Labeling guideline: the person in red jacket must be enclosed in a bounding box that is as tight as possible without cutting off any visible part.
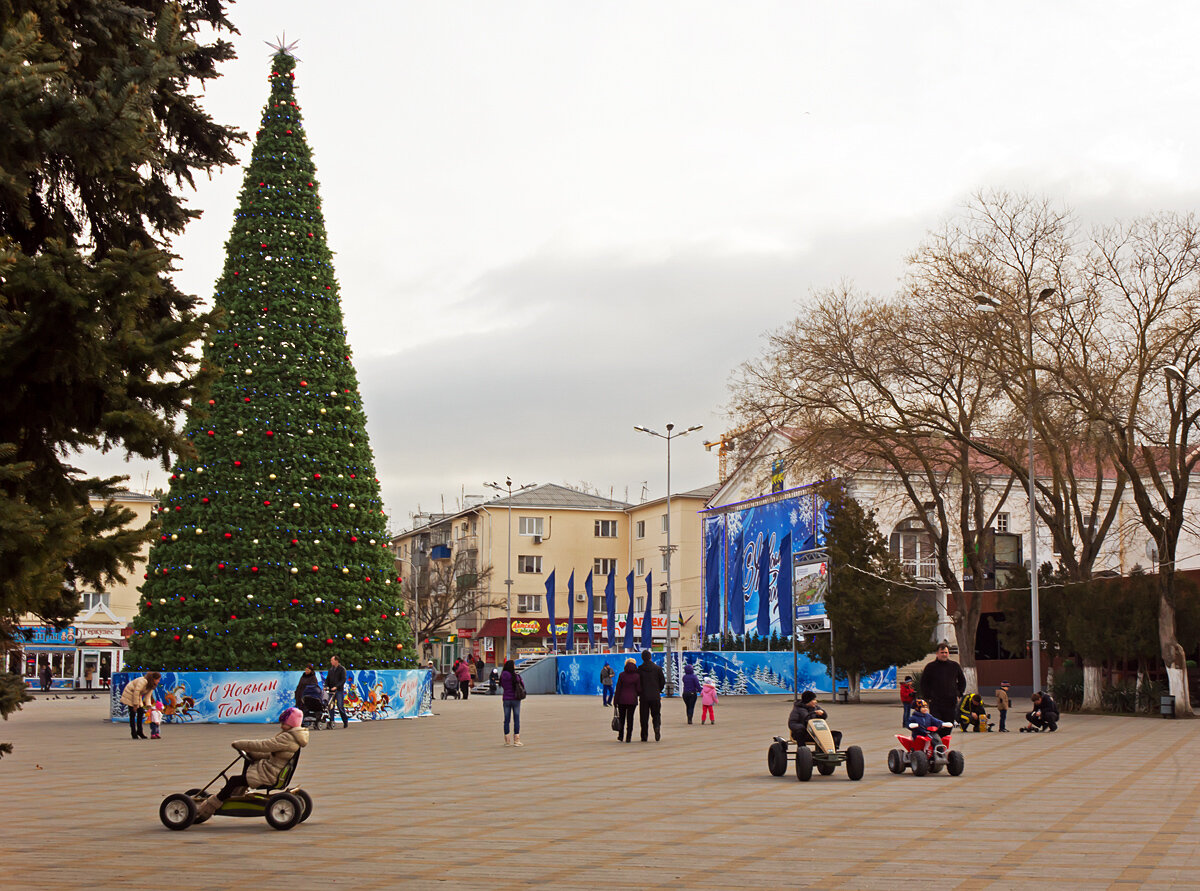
[454,659,472,700]
[899,675,916,727]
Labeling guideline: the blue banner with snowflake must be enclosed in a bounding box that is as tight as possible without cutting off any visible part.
[110,669,433,724]
[702,484,828,636]
[554,652,894,696]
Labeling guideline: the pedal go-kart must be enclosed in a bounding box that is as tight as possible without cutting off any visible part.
[888,721,964,776]
[767,717,865,781]
[158,749,312,831]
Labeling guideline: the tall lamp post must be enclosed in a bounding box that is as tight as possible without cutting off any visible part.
[634,422,702,696]
[485,477,535,663]
[972,286,1057,692]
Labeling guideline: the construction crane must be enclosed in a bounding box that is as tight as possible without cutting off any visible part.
[703,423,758,482]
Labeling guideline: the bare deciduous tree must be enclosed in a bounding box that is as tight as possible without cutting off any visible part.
[401,549,498,656]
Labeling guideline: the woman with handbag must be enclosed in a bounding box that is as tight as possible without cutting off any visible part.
[613,658,641,743]
[499,659,526,746]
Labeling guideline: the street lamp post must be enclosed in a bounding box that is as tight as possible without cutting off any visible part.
[485,478,535,663]
[972,286,1057,692]
[634,422,702,697]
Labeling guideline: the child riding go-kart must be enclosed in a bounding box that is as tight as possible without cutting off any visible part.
[158,707,312,831]
[888,699,964,776]
[767,691,865,782]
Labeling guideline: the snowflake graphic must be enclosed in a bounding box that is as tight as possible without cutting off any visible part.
[789,507,799,528]
[568,662,581,684]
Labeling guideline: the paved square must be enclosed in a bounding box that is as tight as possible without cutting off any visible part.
[2,693,1198,888]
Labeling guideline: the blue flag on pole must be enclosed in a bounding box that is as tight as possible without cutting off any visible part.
[624,571,635,651]
[730,533,745,636]
[642,571,654,650]
[757,539,772,638]
[585,570,595,648]
[778,533,793,638]
[566,570,575,653]
[605,570,616,649]
[545,569,556,653]
[705,525,721,636]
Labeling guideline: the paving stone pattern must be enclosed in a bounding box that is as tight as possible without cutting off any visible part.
[2,694,1198,889]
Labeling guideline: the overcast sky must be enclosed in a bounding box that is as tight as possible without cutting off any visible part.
[85,1,1200,529]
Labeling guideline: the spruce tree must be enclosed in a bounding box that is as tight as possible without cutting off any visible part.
[127,48,414,672]
[0,1,242,650]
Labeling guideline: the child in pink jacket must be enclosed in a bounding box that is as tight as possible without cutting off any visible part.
[700,677,718,724]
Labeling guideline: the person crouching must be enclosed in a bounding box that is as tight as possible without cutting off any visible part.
[194,707,309,820]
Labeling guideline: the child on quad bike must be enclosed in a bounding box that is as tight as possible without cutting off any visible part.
[789,690,843,750]
[909,699,950,740]
[194,707,309,820]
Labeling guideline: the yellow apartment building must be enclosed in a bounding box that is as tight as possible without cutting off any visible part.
[390,482,716,667]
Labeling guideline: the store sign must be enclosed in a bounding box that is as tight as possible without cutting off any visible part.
[79,638,119,647]
[75,624,125,641]
[457,627,476,639]
[17,625,75,645]
[510,620,542,636]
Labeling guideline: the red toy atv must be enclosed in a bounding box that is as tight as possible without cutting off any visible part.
[887,720,964,776]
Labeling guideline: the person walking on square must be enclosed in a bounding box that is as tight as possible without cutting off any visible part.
[899,675,916,727]
[455,658,472,700]
[614,658,641,742]
[681,663,701,724]
[920,642,966,726]
[84,664,94,690]
[325,655,349,728]
[499,659,525,746]
[638,650,665,742]
[600,661,615,707]
[38,662,52,692]
[148,700,164,739]
[475,657,485,681]
[996,681,1011,732]
[120,671,161,740]
[700,676,719,724]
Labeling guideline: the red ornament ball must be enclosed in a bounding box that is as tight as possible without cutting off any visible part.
[265,430,274,437]
[174,635,181,641]
[313,473,321,480]
[179,597,186,603]
[230,614,237,620]
[202,497,209,503]
[251,566,259,573]
[362,636,370,642]
[326,638,333,645]
[224,532,233,539]
[208,399,215,405]
[312,565,319,572]
[271,642,278,648]
[207,430,214,436]
[218,563,226,570]
[244,397,251,403]
[350,535,358,542]
[331,504,339,510]
[334,608,340,614]
[233,461,242,467]
[291,539,299,545]
[299,380,307,387]
[291,599,299,605]
[263,500,271,506]
[396,643,404,650]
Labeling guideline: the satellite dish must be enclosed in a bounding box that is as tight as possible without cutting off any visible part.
[1146,541,1159,562]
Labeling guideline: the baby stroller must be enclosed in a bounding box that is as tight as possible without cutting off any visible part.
[300,692,329,730]
[441,674,461,700]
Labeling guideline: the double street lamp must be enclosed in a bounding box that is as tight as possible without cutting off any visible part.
[484,477,535,662]
[634,422,702,696]
[971,286,1058,692]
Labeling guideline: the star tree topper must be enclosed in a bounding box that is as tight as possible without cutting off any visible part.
[266,34,301,59]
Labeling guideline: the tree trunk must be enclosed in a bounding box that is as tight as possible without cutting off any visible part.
[953,596,981,694]
[1082,659,1103,710]
[849,671,861,702]
[1136,659,1148,713]
[1159,574,1194,716]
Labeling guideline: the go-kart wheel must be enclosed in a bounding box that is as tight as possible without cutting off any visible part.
[767,742,787,777]
[845,745,865,781]
[265,792,304,830]
[795,745,814,782]
[887,748,906,774]
[816,762,836,776]
[947,750,965,776]
[159,793,197,831]
[911,750,930,776]
[295,789,314,822]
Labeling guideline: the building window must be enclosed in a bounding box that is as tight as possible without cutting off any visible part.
[83,592,110,611]
[636,520,645,539]
[518,555,542,574]
[594,557,618,576]
[636,597,644,612]
[661,513,669,533]
[517,594,541,612]
[518,517,544,537]
[889,518,939,583]
[659,590,668,612]
[995,512,1009,533]
[635,557,645,576]
[595,519,618,538]
[661,553,670,572]
[592,595,607,615]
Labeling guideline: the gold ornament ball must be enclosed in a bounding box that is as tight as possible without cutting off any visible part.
[295,642,304,649]
[345,633,353,640]
[341,567,349,575]
[187,634,194,640]
[150,631,157,637]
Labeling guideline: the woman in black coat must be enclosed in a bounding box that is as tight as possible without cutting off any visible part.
[613,658,642,743]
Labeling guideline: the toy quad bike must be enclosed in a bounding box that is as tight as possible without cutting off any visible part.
[158,749,312,831]
[767,717,865,782]
[888,721,964,776]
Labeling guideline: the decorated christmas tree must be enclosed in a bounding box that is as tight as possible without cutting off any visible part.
[127,45,414,673]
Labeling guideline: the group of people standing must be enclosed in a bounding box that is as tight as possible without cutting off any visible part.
[604,652,720,741]
[914,643,1061,734]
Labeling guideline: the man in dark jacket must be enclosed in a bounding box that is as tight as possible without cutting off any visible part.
[920,643,966,725]
[788,690,843,750]
[325,655,349,728]
[1022,691,1060,732]
[637,650,666,742]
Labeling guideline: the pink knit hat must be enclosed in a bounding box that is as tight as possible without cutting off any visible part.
[280,707,303,728]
